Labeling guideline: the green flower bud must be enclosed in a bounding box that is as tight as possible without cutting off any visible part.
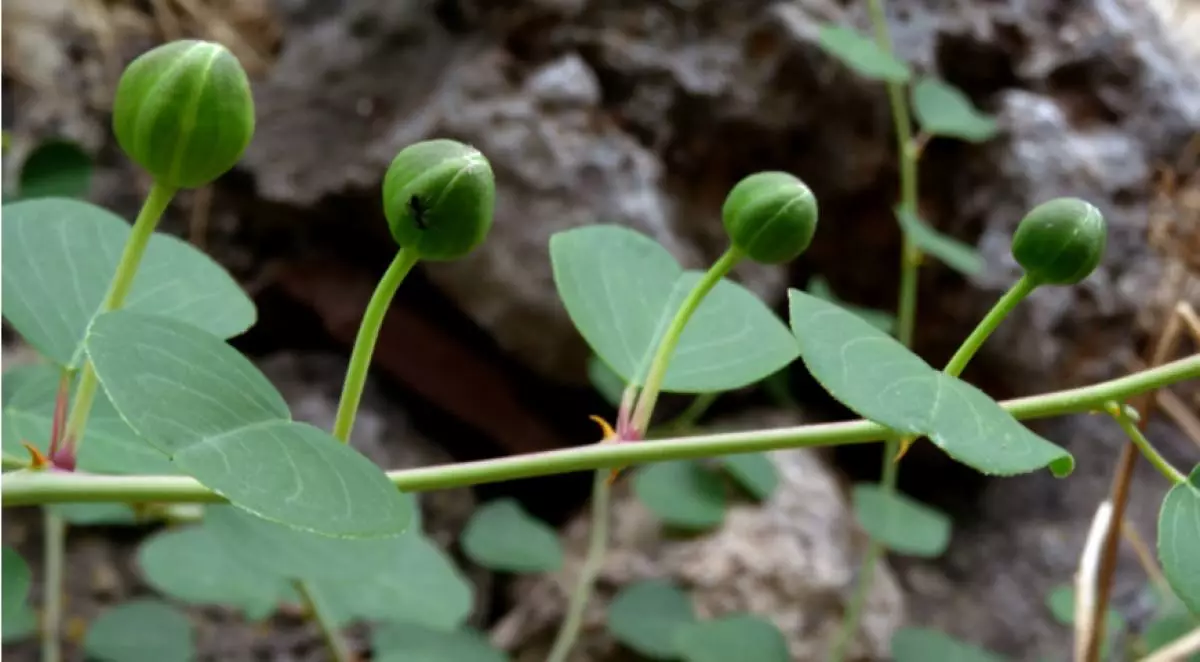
[382,139,496,261]
[112,40,255,189]
[1011,197,1106,285]
[721,171,819,264]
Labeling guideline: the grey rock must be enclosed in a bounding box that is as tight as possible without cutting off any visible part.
[490,410,905,662]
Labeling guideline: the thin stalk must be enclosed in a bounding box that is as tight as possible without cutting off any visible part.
[943,274,1038,378]
[294,580,354,662]
[545,470,611,662]
[833,0,919,657]
[41,510,66,662]
[60,182,177,463]
[659,392,720,436]
[331,247,420,443]
[629,246,744,433]
[1107,404,1186,484]
[3,354,1193,505]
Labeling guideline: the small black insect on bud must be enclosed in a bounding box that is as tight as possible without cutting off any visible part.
[409,195,428,230]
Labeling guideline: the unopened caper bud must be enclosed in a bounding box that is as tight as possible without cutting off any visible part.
[112,40,255,189]
[1011,197,1106,285]
[382,139,496,261]
[722,171,819,264]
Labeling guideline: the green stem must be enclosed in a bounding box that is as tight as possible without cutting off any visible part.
[3,354,1194,506]
[545,470,611,662]
[1107,404,1187,485]
[943,275,1038,378]
[60,182,177,461]
[332,247,421,443]
[41,510,65,662]
[629,246,744,433]
[294,580,354,662]
[830,436,900,662]
[658,392,720,436]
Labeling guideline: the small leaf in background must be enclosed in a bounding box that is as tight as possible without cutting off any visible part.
[634,460,727,530]
[373,623,509,662]
[4,363,177,475]
[19,139,93,199]
[816,25,912,83]
[50,503,139,526]
[84,599,195,662]
[461,499,564,573]
[138,525,290,620]
[1142,612,1200,661]
[1,198,256,368]
[852,483,951,557]
[891,627,1008,662]
[606,579,697,659]
[551,225,799,394]
[911,77,999,143]
[674,614,790,662]
[2,363,49,460]
[2,547,37,643]
[894,208,985,277]
[86,311,413,538]
[721,453,779,501]
[1044,584,1124,659]
[588,355,627,408]
[806,275,896,333]
[1158,465,1200,615]
[788,290,1074,477]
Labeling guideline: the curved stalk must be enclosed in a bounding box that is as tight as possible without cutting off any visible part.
[545,471,612,662]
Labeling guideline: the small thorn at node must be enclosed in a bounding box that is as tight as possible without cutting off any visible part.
[22,442,49,470]
[893,437,915,462]
[589,415,617,441]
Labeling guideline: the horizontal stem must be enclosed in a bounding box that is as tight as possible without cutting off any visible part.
[2,354,1196,506]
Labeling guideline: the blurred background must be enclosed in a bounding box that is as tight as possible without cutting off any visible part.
[2,0,1199,660]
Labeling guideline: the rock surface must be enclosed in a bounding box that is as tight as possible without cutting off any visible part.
[490,410,906,662]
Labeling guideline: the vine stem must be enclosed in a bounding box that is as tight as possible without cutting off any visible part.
[332,247,421,443]
[294,580,354,662]
[41,510,66,662]
[1106,403,1186,485]
[629,246,744,433]
[59,181,177,465]
[3,354,1195,505]
[545,470,611,662]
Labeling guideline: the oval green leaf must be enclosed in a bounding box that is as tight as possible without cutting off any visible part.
[2,547,36,643]
[461,499,564,573]
[1159,465,1200,615]
[788,289,1074,477]
[674,614,790,662]
[19,139,93,199]
[606,579,697,659]
[551,225,798,394]
[2,198,256,368]
[895,208,985,277]
[852,483,951,557]
[721,453,779,501]
[86,311,412,538]
[816,24,912,83]
[633,460,727,530]
[84,599,195,662]
[911,77,999,143]
[588,355,627,408]
[374,624,509,662]
[891,627,1008,662]
[807,275,896,333]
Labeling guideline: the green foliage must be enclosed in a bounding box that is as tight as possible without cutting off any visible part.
[51,503,139,526]
[852,483,951,557]
[890,627,1008,662]
[634,460,727,530]
[18,139,93,200]
[606,579,697,659]
[1044,584,1124,659]
[373,623,509,662]
[910,78,998,143]
[674,615,790,662]
[86,311,413,537]
[83,599,195,662]
[806,275,896,333]
[461,499,564,573]
[894,208,985,277]
[1,198,255,368]
[816,25,912,82]
[1,547,37,643]
[587,354,628,408]
[720,453,779,501]
[788,289,1074,477]
[551,224,798,393]
[721,171,818,264]
[1159,465,1200,615]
